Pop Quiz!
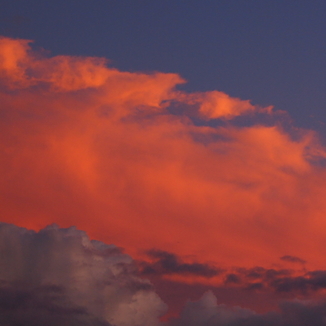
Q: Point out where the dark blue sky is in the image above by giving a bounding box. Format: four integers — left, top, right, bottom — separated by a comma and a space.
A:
1, 0, 326, 136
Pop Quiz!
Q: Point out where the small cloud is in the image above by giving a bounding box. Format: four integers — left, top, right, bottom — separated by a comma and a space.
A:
224, 273, 241, 284
280, 255, 306, 264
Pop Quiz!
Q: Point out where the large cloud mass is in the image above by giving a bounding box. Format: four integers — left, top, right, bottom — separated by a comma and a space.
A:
0, 222, 166, 326
1, 36, 326, 271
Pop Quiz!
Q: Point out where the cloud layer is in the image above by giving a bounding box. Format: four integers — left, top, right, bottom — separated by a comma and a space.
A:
1, 222, 326, 326
172, 290, 326, 326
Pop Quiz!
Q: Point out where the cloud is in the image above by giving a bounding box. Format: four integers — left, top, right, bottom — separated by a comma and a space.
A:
221, 266, 326, 296
4, 34, 326, 326
171, 291, 326, 326
270, 270, 326, 294
175, 90, 265, 120
3, 221, 326, 326
280, 255, 306, 265
141, 250, 222, 278
0, 284, 111, 326
0, 223, 166, 326
1, 35, 326, 283
170, 291, 256, 326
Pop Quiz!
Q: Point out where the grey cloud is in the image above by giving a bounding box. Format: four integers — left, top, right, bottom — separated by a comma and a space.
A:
170, 291, 278, 326
224, 273, 241, 284
223, 267, 291, 290
141, 249, 222, 278
280, 255, 306, 265
2, 222, 326, 326
238, 267, 291, 282
0, 223, 166, 326
223, 266, 326, 295
0, 283, 110, 326
271, 270, 326, 293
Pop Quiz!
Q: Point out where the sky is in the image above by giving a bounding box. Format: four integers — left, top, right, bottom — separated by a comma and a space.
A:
1, 1, 326, 325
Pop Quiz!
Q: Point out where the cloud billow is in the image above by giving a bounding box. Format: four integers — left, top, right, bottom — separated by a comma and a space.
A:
141, 249, 222, 278
2, 36, 326, 325
0, 223, 166, 326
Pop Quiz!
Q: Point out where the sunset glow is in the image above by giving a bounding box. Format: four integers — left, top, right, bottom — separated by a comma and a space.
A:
1, 32, 326, 325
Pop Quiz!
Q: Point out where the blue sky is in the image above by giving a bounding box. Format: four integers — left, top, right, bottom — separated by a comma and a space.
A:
1, 0, 326, 136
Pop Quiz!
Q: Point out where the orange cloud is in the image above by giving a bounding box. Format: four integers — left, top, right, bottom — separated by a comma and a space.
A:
0, 37, 31, 86
1, 36, 326, 281
179, 90, 262, 119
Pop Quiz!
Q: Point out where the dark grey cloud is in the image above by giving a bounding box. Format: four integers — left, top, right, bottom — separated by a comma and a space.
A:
141, 249, 222, 278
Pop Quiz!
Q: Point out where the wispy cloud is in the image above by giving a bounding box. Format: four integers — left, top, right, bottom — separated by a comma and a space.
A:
280, 255, 306, 265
